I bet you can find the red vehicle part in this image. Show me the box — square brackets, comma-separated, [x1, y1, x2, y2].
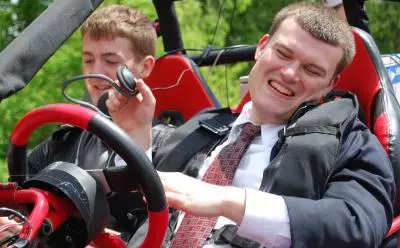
[0, 185, 126, 248]
[0, 185, 49, 242]
[6, 104, 169, 247]
[145, 54, 221, 123]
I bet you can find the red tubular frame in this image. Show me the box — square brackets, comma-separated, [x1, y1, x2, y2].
[0, 187, 49, 242]
[0, 185, 130, 247]
[34, 189, 75, 234]
[10, 104, 95, 146]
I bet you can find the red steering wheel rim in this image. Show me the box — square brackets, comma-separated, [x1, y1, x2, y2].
[8, 103, 168, 248]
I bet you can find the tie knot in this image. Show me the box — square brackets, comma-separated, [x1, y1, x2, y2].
[240, 122, 261, 141]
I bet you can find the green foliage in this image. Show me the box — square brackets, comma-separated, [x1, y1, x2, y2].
[0, 159, 7, 182]
[367, 0, 400, 53]
[0, 31, 84, 172]
[0, 0, 48, 50]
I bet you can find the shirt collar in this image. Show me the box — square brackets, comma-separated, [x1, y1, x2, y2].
[231, 101, 284, 143]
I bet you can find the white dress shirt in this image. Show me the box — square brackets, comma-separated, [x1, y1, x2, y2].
[197, 102, 290, 248]
[115, 101, 291, 247]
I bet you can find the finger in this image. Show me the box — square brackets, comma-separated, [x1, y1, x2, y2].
[135, 92, 144, 103]
[136, 80, 155, 105]
[106, 90, 121, 112]
[157, 171, 173, 181]
[107, 89, 132, 113]
[112, 80, 132, 102]
[165, 191, 187, 210]
[115, 89, 128, 101]
[157, 171, 183, 180]
[161, 179, 178, 193]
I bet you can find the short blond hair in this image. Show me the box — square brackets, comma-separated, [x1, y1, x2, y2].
[81, 5, 157, 61]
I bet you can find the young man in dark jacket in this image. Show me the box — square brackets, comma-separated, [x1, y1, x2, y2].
[110, 2, 394, 248]
[27, 4, 157, 235]
[28, 4, 156, 173]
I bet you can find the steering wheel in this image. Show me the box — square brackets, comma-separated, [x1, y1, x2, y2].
[7, 103, 168, 247]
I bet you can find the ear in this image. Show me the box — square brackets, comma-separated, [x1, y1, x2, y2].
[255, 34, 270, 60]
[139, 55, 156, 78]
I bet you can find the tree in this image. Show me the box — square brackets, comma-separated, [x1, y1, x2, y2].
[367, 0, 400, 53]
[0, 0, 48, 50]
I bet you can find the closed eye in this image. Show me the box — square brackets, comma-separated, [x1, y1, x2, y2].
[106, 60, 120, 65]
[276, 49, 290, 60]
[304, 66, 322, 77]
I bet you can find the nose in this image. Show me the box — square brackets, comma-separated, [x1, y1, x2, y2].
[86, 60, 113, 78]
[281, 61, 300, 84]
[85, 62, 108, 86]
[92, 61, 106, 75]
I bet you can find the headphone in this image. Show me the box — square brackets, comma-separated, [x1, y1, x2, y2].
[116, 65, 138, 96]
[62, 64, 139, 119]
[63, 63, 185, 118]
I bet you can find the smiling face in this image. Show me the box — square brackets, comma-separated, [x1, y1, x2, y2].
[82, 34, 145, 105]
[248, 18, 343, 125]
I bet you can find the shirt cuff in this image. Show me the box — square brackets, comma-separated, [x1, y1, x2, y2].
[237, 188, 291, 247]
[114, 148, 152, 167]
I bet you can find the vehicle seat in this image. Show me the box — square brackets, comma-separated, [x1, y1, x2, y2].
[335, 28, 400, 244]
[144, 54, 221, 125]
[336, 27, 400, 210]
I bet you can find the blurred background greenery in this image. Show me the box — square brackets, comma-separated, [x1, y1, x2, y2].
[0, 0, 399, 181]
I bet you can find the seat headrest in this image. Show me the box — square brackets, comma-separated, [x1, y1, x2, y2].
[145, 55, 221, 124]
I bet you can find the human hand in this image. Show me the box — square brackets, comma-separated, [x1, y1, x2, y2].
[106, 79, 155, 150]
[0, 217, 22, 241]
[158, 172, 246, 223]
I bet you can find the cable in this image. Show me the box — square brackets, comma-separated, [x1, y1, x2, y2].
[196, 0, 227, 66]
[62, 74, 138, 119]
[210, 0, 226, 47]
[224, 54, 230, 108]
[211, 49, 226, 69]
[151, 68, 191, 91]
[209, 0, 237, 108]
[62, 69, 191, 118]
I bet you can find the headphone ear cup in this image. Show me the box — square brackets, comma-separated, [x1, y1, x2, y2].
[116, 65, 138, 96]
[116, 65, 125, 86]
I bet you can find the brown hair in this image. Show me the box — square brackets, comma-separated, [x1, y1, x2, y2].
[81, 5, 157, 61]
[269, 2, 355, 76]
